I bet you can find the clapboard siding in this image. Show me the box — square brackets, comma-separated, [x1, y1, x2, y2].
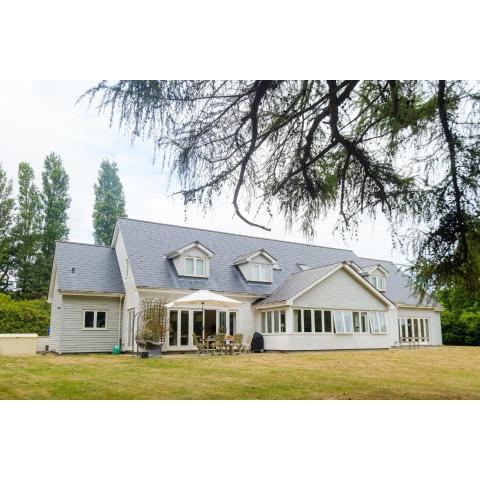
[397, 307, 442, 345]
[60, 295, 122, 353]
[294, 269, 387, 310]
[49, 278, 63, 352]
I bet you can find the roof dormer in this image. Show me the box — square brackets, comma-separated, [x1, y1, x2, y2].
[233, 249, 277, 283]
[361, 264, 389, 292]
[167, 241, 214, 278]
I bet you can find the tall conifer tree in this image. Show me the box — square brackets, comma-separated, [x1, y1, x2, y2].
[13, 162, 44, 298]
[93, 159, 127, 245]
[40, 152, 71, 293]
[0, 163, 15, 292]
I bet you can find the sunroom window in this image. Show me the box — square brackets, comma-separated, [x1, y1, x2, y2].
[369, 311, 387, 333]
[333, 311, 354, 334]
[261, 309, 286, 333]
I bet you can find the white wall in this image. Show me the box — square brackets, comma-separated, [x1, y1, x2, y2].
[48, 276, 63, 352]
[294, 269, 387, 310]
[114, 230, 140, 348]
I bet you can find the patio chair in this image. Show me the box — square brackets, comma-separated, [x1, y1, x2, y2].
[240, 334, 252, 353]
[212, 333, 226, 355]
[192, 333, 206, 354]
[231, 333, 244, 354]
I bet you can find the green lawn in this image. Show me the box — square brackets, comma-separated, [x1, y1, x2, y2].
[0, 346, 479, 399]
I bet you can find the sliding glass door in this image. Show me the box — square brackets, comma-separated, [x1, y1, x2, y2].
[398, 317, 430, 343]
[169, 310, 190, 348]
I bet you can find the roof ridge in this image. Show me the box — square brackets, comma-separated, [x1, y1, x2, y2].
[56, 240, 114, 249]
[118, 217, 356, 253]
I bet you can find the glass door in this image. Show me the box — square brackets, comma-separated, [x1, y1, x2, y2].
[168, 310, 191, 348]
[193, 310, 203, 339]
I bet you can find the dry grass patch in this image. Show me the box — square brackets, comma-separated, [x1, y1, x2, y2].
[0, 346, 479, 399]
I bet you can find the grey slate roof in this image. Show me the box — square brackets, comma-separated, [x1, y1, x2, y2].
[117, 218, 430, 306]
[54, 241, 124, 294]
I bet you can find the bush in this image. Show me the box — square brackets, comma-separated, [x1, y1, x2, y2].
[0, 293, 50, 336]
[441, 310, 480, 346]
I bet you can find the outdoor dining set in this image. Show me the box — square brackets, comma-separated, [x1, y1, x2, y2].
[192, 333, 252, 355]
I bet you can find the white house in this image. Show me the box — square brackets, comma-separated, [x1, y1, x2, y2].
[47, 218, 442, 354]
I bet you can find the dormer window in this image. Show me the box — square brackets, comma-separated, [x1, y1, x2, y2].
[370, 275, 385, 291]
[252, 262, 270, 282]
[185, 256, 205, 277]
[166, 241, 214, 278]
[233, 249, 276, 283]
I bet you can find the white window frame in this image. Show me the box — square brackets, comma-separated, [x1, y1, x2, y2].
[352, 311, 370, 333]
[371, 275, 386, 291]
[333, 310, 354, 334]
[184, 256, 207, 277]
[83, 310, 108, 330]
[251, 262, 271, 282]
[369, 311, 387, 334]
[292, 309, 334, 334]
[261, 309, 287, 334]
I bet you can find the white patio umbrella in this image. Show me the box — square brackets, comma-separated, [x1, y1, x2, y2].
[165, 290, 242, 338]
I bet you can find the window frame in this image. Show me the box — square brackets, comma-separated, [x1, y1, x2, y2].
[83, 310, 108, 330]
[371, 275, 386, 291]
[251, 262, 271, 282]
[184, 255, 208, 277]
[369, 311, 388, 334]
[260, 309, 287, 334]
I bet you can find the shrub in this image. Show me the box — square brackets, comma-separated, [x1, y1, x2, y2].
[0, 293, 50, 336]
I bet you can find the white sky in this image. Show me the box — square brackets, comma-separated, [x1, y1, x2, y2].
[0, 80, 407, 264]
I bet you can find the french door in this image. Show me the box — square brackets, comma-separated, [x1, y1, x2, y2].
[398, 317, 430, 343]
[168, 310, 190, 348]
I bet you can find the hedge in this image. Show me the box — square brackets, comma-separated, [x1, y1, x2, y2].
[441, 310, 480, 346]
[0, 293, 50, 336]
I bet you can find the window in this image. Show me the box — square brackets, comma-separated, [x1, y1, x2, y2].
[370, 275, 385, 291]
[260, 309, 287, 333]
[294, 309, 301, 332]
[252, 262, 270, 282]
[369, 312, 387, 333]
[314, 310, 323, 332]
[353, 311, 369, 333]
[185, 256, 207, 276]
[229, 312, 236, 335]
[324, 311, 333, 332]
[219, 311, 227, 333]
[333, 311, 354, 334]
[280, 310, 286, 333]
[84, 310, 107, 329]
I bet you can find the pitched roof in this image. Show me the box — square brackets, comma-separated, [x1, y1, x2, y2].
[256, 263, 341, 305]
[53, 241, 124, 294]
[116, 218, 431, 306]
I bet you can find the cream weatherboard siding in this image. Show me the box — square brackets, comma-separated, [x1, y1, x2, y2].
[293, 268, 387, 310]
[397, 307, 442, 345]
[49, 277, 63, 352]
[59, 295, 122, 353]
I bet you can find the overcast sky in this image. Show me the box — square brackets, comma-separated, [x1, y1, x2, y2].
[0, 80, 407, 264]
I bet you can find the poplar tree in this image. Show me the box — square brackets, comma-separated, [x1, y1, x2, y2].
[40, 152, 71, 293]
[0, 163, 15, 292]
[93, 159, 127, 245]
[13, 162, 44, 298]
